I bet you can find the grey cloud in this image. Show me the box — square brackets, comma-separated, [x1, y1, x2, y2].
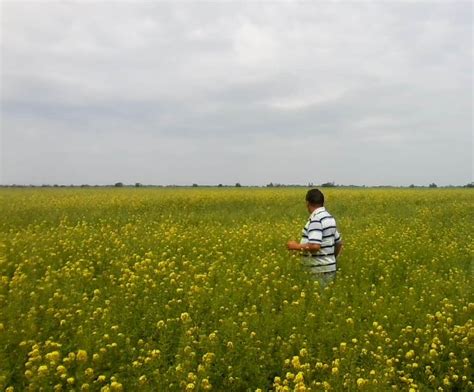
[1, 1, 472, 186]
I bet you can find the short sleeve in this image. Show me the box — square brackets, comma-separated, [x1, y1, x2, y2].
[307, 220, 322, 244]
[334, 228, 342, 244]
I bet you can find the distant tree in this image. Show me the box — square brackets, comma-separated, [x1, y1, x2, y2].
[235, 182, 242, 187]
[308, 182, 314, 187]
[464, 182, 474, 188]
[409, 184, 415, 188]
[114, 182, 124, 187]
[218, 183, 223, 187]
[80, 184, 89, 188]
[266, 182, 274, 187]
[321, 182, 336, 187]
[429, 183, 437, 188]
[192, 183, 198, 187]
[135, 183, 142, 187]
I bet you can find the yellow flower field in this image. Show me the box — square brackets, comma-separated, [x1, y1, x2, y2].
[0, 188, 472, 391]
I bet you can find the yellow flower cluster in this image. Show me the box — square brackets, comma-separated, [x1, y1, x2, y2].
[0, 188, 472, 390]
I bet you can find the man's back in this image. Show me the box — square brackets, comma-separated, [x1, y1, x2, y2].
[301, 206, 342, 273]
[287, 189, 343, 283]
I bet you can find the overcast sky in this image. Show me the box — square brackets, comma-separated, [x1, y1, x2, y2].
[1, 1, 472, 186]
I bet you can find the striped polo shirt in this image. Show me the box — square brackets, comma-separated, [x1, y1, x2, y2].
[300, 206, 342, 273]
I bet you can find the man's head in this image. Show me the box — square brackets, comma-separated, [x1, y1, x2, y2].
[305, 188, 324, 212]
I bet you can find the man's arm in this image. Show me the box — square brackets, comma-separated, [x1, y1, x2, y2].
[334, 228, 343, 257]
[287, 241, 321, 253]
[335, 241, 343, 258]
[288, 218, 323, 253]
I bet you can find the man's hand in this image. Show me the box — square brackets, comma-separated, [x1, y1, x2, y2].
[287, 240, 302, 250]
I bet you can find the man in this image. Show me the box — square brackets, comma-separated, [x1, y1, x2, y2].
[287, 189, 343, 285]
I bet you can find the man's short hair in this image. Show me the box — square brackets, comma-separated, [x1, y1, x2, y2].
[306, 188, 324, 206]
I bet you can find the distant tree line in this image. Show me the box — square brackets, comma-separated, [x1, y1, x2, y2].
[2, 182, 473, 188]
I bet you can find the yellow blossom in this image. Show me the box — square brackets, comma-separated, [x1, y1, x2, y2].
[77, 349, 88, 362]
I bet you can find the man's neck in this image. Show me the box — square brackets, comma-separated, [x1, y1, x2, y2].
[309, 204, 323, 213]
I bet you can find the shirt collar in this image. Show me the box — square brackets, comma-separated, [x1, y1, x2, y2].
[311, 206, 326, 218]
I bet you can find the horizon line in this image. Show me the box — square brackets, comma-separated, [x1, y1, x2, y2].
[1, 182, 473, 188]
